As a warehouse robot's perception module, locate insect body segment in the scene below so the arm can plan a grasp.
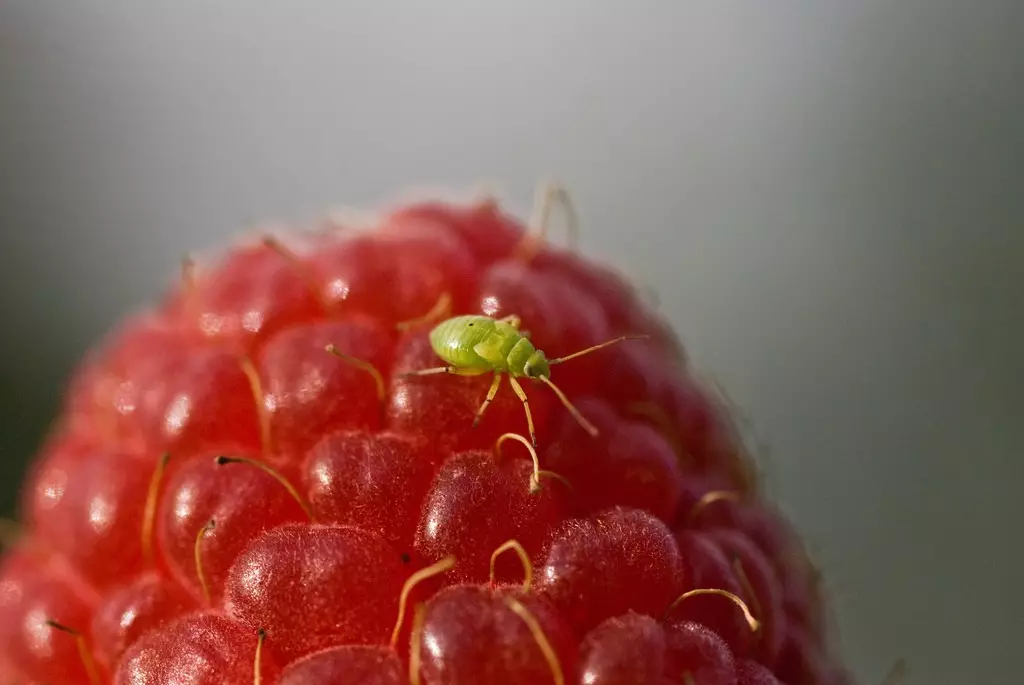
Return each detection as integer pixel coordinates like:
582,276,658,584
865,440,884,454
404,313,646,447
429,314,546,377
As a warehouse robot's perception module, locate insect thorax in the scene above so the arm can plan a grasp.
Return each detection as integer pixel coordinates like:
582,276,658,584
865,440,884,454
512,342,550,378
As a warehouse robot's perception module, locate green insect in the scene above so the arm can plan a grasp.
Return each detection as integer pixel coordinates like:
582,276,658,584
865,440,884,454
403,313,646,447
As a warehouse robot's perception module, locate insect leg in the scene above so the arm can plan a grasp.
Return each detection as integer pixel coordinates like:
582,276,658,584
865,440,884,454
496,314,522,329
401,366,454,377
401,366,489,378
506,376,537,447
472,372,504,428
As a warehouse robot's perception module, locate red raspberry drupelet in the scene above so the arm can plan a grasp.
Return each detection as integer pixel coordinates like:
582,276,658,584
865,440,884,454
0,190,851,684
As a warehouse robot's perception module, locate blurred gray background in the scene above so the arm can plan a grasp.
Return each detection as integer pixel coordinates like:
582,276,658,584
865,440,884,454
0,2,1021,683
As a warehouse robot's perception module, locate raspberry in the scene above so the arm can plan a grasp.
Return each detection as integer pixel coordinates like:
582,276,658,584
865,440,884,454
415,448,568,584
0,187,849,684
663,620,738,684
576,612,667,684
538,507,686,636
278,645,404,685
415,584,577,685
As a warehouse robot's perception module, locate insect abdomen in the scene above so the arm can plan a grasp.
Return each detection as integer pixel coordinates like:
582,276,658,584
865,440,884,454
428,315,494,368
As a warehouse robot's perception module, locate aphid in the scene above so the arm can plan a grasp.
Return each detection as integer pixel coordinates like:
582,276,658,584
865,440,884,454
402,313,646,447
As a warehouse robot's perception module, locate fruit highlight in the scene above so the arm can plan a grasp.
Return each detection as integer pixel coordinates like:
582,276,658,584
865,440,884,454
0,184,852,684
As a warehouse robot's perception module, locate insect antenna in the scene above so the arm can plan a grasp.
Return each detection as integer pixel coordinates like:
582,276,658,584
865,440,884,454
547,334,649,366
536,376,598,437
